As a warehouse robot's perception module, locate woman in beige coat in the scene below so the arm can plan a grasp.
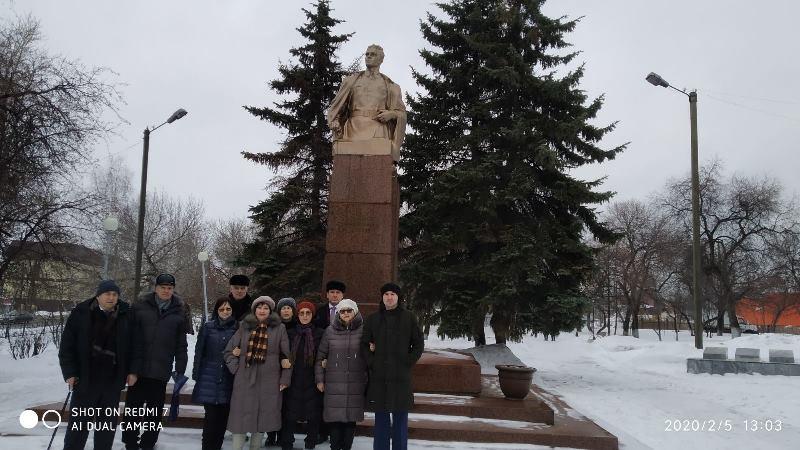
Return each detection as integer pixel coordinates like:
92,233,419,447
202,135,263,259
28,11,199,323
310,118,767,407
224,296,291,450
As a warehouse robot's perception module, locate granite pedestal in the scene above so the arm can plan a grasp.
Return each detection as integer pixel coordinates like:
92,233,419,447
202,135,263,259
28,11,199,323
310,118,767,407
322,153,398,315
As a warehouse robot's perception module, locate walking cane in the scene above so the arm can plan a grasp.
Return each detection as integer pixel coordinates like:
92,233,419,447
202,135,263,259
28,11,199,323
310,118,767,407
46,387,72,450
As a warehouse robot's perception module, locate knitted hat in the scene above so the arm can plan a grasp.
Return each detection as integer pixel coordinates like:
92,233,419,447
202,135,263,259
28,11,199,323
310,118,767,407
155,273,176,286
325,280,346,293
336,298,358,316
251,296,275,312
297,301,316,315
380,282,401,298
95,279,121,296
229,274,250,286
276,297,297,314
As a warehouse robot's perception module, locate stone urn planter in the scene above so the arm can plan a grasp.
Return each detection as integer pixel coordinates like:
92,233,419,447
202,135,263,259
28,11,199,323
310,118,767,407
495,364,536,399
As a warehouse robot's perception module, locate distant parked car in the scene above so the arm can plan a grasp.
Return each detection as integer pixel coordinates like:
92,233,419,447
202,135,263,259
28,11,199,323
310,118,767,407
705,316,759,334
0,310,35,325
738,317,759,334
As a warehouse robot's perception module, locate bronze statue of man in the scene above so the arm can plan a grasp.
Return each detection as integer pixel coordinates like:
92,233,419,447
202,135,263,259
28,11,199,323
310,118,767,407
327,44,406,160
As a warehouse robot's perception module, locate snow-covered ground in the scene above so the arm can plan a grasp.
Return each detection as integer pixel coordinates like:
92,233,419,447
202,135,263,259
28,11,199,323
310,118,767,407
1,326,798,449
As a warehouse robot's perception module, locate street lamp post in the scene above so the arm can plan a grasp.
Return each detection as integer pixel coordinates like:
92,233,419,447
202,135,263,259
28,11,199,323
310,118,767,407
197,251,210,324
132,108,188,299
102,216,119,279
646,72,703,349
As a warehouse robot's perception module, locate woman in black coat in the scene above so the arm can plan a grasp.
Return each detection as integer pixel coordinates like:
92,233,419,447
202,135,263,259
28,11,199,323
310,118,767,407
280,301,325,450
192,297,238,450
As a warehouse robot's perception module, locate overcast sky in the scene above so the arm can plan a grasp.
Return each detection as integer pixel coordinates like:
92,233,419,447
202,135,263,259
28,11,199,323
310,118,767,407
4,0,799,221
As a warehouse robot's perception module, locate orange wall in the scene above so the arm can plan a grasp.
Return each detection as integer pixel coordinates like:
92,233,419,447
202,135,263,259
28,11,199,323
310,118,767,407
737,295,800,326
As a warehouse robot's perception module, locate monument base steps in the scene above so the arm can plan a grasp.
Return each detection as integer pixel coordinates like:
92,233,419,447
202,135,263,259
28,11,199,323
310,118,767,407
32,376,617,450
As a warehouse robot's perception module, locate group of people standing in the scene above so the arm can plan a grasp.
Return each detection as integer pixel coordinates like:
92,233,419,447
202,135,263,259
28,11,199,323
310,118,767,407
59,274,424,450
59,273,189,450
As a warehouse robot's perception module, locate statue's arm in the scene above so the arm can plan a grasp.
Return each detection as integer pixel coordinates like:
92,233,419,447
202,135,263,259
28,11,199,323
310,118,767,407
327,74,357,135
389,83,406,157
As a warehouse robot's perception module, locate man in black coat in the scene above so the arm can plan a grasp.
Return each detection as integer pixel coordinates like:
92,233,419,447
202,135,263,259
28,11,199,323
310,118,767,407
59,279,136,450
122,273,188,450
221,274,252,321
362,283,424,450
312,280,346,329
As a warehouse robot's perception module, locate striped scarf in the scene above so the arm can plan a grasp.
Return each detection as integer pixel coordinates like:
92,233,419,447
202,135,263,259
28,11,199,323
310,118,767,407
245,322,268,367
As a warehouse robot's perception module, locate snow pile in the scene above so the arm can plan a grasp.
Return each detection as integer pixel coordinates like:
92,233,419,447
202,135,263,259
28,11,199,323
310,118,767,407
478,331,799,450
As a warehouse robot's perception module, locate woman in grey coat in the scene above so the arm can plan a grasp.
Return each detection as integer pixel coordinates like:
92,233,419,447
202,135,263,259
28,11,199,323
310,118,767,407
315,299,366,450
224,296,291,450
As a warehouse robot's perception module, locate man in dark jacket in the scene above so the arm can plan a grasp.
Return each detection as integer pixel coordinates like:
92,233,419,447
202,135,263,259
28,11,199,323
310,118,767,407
122,273,188,450
59,279,136,450
222,274,252,321
312,280,345,329
362,283,424,450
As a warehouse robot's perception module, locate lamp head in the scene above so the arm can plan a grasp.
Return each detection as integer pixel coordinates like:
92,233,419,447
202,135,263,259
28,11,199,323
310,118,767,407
197,251,209,262
646,72,670,88
102,216,119,232
166,108,188,124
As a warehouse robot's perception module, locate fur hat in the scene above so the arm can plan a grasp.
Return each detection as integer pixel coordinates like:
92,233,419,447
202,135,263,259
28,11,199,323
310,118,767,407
229,274,250,286
297,301,316,315
380,282,401,298
251,296,275,312
325,280,346,293
336,298,358,316
276,297,297,314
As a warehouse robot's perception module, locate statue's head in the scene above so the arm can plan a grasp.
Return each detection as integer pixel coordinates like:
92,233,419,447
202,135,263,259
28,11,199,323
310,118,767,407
365,44,385,69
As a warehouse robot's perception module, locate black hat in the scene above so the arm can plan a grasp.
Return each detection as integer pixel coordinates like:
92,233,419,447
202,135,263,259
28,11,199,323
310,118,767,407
380,282,401,298
326,280,346,293
96,279,121,296
229,274,250,286
155,273,176,286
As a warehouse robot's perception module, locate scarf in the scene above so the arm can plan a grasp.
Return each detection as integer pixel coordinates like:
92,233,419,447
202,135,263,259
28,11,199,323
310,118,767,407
90,301,119,376
245,322,268,367
291,323,316,367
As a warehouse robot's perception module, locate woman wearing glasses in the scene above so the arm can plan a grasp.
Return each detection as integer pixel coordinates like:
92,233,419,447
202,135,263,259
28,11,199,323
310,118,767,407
279,301,325,449
191,298,238,450
225,296,292,450
315,299,366,450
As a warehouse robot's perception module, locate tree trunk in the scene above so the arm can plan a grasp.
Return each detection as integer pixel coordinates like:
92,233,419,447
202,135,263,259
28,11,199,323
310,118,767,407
673,314,679,341
471,307,487,346
489,309,510,345
727,297,741,338
622,308,631,336
656,313,662,341
681,311,693,336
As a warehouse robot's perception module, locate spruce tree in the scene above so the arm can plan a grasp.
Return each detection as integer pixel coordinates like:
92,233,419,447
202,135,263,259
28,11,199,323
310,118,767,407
241,0,352,297
401,0,624,343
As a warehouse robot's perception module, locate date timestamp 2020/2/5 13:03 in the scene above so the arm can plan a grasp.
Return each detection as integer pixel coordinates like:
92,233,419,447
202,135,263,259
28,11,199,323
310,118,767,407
664,419,783,432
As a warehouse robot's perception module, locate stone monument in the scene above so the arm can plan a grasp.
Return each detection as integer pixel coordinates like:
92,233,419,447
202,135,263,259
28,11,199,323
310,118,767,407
322,44,405,314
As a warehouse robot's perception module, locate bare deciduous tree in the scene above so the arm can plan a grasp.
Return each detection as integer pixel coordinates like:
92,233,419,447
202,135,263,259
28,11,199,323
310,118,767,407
208,218,255,297
663,161,788,336
601,199,683,338
0,16,121,288
92,159,208,306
